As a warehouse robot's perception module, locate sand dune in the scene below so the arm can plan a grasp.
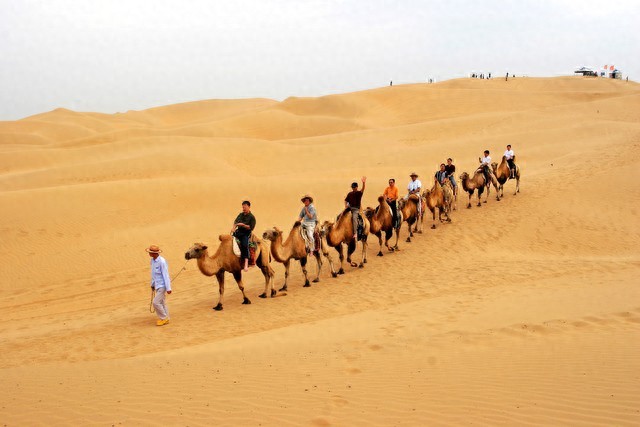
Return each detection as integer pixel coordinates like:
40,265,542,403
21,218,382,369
1,77,639,426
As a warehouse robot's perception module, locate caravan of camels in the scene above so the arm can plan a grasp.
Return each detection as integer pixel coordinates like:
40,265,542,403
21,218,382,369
184,151,520,311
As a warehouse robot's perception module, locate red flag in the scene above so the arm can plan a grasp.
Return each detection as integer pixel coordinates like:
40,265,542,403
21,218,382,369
610,65,614,71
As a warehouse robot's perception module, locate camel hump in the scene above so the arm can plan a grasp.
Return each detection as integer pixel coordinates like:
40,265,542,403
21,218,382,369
377,195,385,204
293,220,302,228
219,234,232,242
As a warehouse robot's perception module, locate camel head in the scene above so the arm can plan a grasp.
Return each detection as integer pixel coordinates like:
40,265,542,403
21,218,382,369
397,198,406,209
363,207,375,218
491,162,498,172
185,242,208,260
262,227,282,241
460,172,469,181
319,220,334,235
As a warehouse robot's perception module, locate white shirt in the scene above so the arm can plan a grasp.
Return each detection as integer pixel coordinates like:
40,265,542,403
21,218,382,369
150,256,171,291
504,149,515,160
408,179,422,193
481,155,491,166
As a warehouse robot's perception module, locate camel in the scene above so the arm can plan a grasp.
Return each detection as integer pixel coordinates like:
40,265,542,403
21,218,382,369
443,179,456,212
320,208,370,272
459,170,488,208
262,221,337,291
492,155,521,196
184,235,275,311
364,196,401,256
397,194,424,242
423,179,451,229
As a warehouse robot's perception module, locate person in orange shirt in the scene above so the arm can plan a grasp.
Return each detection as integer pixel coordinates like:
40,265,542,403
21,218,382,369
383,178,399,226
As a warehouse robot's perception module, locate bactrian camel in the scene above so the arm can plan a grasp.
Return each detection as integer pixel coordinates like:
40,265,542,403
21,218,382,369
459,171,486,208
423,179,451,229
262,221,337,291
184,236,275,311
397,194,424,242
320,208,370,272
364,196,401,256
492,155,520,197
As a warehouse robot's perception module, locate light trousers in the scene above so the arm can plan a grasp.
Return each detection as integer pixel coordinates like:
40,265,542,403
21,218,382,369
153,287,169,320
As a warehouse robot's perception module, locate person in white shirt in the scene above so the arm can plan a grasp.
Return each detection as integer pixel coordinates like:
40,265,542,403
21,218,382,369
479,150,492,183
298,194,318,253
504,144,516,178
147,244,172,326
407,172,423,216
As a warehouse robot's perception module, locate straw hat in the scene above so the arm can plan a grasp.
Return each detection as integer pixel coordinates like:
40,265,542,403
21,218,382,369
146,244,162,254
301,194,314,203
409,172,419,177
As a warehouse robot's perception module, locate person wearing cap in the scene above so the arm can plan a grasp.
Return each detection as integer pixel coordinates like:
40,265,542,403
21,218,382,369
146,244,171,326
407,172,423,217
345,176,367,239
231,200,256,272
383,178,399,225
298,194,318,253
504,144,516,178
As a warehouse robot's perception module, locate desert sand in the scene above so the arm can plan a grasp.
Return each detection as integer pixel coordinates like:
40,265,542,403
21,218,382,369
1,76,639,426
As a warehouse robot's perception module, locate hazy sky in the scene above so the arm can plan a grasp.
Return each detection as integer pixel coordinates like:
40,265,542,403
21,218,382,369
1,0,638,120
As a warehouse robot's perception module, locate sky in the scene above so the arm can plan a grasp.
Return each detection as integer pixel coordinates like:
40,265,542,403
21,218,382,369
1,0,639,120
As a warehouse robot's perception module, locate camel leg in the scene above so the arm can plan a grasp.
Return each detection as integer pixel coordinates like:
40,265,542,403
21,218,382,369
312,252,322,282
515,175,520,194
359,239,368,268
347,240,357,268
232,271,251,304
376,232,384,256
335,244,345,275
431,209,437,229
384,229,394,252
393,227,401,251
467,192,472,209
300,256,311,287
279,259,291,292
213,271,225,311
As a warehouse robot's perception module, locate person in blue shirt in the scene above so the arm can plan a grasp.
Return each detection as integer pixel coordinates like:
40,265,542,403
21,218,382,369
146,244,171,326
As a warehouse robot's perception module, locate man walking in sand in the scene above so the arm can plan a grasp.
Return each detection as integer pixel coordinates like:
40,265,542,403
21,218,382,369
147,244,171,326
345,177,366,240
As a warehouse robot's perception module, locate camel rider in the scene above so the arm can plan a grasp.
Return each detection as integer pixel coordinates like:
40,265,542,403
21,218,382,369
231,200,256,272
444,158,458,195
504,144,516,178
345,176,366,240
383,178,399,226
298,194,317,253
435,163,447,185
407,172,422,217
479,150,492,183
